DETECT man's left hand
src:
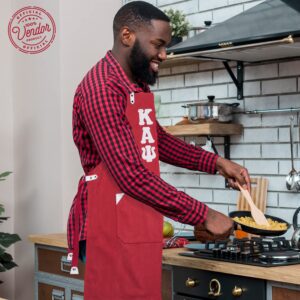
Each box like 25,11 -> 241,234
216,157 -> 251,191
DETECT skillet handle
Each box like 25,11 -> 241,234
229,103 -> 240,108
232,221 -> 242,231
293,207 -> 300,230
232,222 -> 242,231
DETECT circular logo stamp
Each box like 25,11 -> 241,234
8,6 -> 56,54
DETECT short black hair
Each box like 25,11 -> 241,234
113,1 -> 170,39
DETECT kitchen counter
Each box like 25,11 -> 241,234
162,248 -> 300,286
29,233 -> 300,286
29,233 -> 67,248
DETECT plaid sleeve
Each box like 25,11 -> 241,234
156,121 -> 219,174
80,83 -> 208,225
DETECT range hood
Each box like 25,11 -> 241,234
167,0 -> 300,63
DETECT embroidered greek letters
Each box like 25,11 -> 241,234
142,145 -> 156,162
138,108 -> 156,163
141,127 -> 154,144
138,109 -> 153,125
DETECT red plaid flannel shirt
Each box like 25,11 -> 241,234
67,51 -> 218,250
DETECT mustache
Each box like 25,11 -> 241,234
152,58 -> 163,63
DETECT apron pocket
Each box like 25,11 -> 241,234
116,194 -> 162,244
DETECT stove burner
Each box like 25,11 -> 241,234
180,237 -> 300,267
259,250 -> 300,262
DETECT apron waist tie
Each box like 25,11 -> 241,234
68,174 -> 97,274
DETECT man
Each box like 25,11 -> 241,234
67,1 -> 250,299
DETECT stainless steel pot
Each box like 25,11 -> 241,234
182,95 -> 239,123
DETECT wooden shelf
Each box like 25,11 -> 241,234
164,123 -> 243,137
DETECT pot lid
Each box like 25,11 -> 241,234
184,96 -> 239,107
185,102 -> 230,107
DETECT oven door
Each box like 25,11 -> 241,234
173,266 -> 266,300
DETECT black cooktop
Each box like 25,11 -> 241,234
179,237 -> 300,267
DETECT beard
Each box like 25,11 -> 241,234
129,39 -> 158,86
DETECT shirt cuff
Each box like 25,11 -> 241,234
179,198 -> 208,225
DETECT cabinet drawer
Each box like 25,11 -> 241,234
71,290 -> 84,300
38,247 -> 85,280
272,286 -> 300,300
38,282 -> 65,300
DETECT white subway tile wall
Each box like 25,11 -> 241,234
212,4 -> 244,23
161,0 -> 199,15
199,0 -> 228,11
243,0 -> 264,10
122,0 -> 300,234
186,11 -> 213,28
171,87 -> 198,102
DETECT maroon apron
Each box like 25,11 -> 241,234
84,92 -> 163,299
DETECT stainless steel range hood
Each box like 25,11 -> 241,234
167,0 -> 300,63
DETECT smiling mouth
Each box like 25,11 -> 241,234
150,61 -> 160,73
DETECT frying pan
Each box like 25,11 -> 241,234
229,211 -> 291,236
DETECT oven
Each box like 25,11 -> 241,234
173,236 -> 300,299
173,266 -> 266,300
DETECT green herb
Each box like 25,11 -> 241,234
0,172 -> 20,282
164,9 -> 190,37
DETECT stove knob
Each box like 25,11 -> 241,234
208,278 -> 222,297
185,277 -> 199,288
232,286 -> 243,297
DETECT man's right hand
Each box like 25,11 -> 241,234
194,208 -> 234,242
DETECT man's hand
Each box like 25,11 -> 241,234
194,208 -> 233,242
216,157 -> 251,191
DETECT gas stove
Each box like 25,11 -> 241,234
180,237 -> 300,267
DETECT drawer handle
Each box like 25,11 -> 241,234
52,289 -> 64,300
185,277 -> 199,288
72,295 -> 84,300
60,256 -> 72,273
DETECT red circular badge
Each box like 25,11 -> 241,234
8,6 -> 56,54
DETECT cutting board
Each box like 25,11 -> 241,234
237,177 -> 268,212
235,177 -> 268,238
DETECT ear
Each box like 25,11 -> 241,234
119,26 -> 136,47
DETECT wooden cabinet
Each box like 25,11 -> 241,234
33,244 -> 84,300
38,283 -> 84,300
71,290 -> 84,300
267,282 -> 300,300
38,247 -> 85,280
33,242 -> 172,300
272,286 -> 300,300
38,282 -> 65,300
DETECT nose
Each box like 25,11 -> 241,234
158,47 -> 167,61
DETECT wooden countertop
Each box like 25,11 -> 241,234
29,233 -> 300,285
29,233 -> 68,248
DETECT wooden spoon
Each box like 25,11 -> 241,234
237,183 -> 269,226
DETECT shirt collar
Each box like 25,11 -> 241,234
105,51 -> 150,93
